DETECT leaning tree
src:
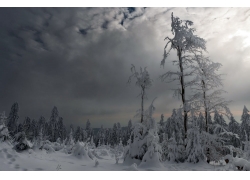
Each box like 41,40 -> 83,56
160,12 -> 206,138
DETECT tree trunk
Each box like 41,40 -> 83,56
178,48 -> 187,139
202,79 -> 208,132
141,87 -> 145,123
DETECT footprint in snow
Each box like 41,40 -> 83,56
7,154 -> 12,158
14,164 -> 20,169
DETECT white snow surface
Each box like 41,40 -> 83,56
0,141 -> 242,171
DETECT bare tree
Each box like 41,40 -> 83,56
190,53 -> 231,133
160,12 -> 206,138
128,64 -> 152,123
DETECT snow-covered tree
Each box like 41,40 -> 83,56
0,111 -> 9,141
165,109 -> 183,142
37,128 -> 44,149
124,119 -> 133,145
229,116 -> 240,135
158,114 -> 165,143
243,131 -> 250,159
38,116 -> 46,135
65,127 -> 75,154
161,133 -> 168,161
116,122 -> 122,143
186,111 -> 205,163
197,112 -> 205,132
228,116 -> 241,148
111,123 -> 118,146
82,129 -> 88,142
23,117 -> 31,140
30,119 -> 37,141
240,105 -> 250,141
128,64 -> 153,123
17,123 -> 23,133
57,117 -> 65,141
13,131 -> 33,151
74,126 -> 81,142
85,119 -> 92,138
213,110 -> 228,134
124,98 -> 161,164
160,12 -> 206,138
97,125 -> 105,145
7,102 -> 19,136
201,131 -> 225,163
167,132 -> 178,162
49,106 -> 59,142
190,54 -> 230,133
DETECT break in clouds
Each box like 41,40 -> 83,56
0,7 -> 250,128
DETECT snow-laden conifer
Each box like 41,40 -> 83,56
7,102 -> 19,136
240,105 -> 250,141
186,110 -> 205,163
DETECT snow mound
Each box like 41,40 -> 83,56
233,157 -> 250,170
72,142 -> 92,161
51,142 -> 64,151
88,150 -> 95,160
123,163 -> 139,171
91,150 -> 104,159
123,155 -> 141,166
42,144 -> 55,153
138,151 -> 164,169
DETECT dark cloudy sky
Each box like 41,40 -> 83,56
0,7 -> 250,128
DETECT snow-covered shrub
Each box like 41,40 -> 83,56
13,132 -> 33,152
201,132 -> 225,163
51,142 -> 64,151
40,140 -> 55,153
72,141 -> 92,161
42,143 -> 55,153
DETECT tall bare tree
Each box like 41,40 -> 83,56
128,64 -> 152,123
160,12 -> 206,138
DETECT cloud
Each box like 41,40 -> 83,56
0,7 -> 250,128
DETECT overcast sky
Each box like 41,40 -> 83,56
0,7 -> 250,128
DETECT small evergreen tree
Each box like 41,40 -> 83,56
7,102 -> 19,136
240,105 -> 250,141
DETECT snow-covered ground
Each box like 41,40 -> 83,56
0,141 -> 236,171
